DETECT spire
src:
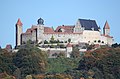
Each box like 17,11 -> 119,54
16,18 -> 23,26
104,21 -> 110,29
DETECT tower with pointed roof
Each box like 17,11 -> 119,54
103,21 -> 110,35
16,18 -> 23,47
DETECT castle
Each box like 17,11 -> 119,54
15,18 -> 113,47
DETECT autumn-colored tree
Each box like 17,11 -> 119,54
13,45 -> 47,78
0,49 -> 16,75
71,46 -> 80,58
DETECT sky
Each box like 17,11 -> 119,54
0,0 -> 120,48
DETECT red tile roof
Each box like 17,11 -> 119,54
55,25 -> 74,33
44,32 -> 83,34
44,27 -> 54,33
66,43 -> 72,47
22,26 -> 37,35
22,25 -> 82,35
16,18 -> 23,26
104,21 -> 110,29
26,28 -> 32,33
101,34 -> 113,38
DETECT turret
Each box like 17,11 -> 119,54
37,18 -> 44,43
103,21 -> 110,35
16,18 -> 23,47
37,18 -> 44,25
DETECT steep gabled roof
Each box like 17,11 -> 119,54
16,18 -> 23,26
104,21 -> 110,29
44,27 -> 54,33
55,25 -> 74,33
78,19 -> 99,31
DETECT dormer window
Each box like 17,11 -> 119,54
58,28 -> 64,32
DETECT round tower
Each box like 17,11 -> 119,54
37,18 -> 44,43
16,18 -> 23,47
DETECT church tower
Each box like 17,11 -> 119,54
16,18 -> 23,47
37,18 -> 44,43
103,21 -> 110,35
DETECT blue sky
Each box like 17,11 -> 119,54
0,0 -> 120,48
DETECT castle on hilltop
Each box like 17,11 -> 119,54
15,18 -> 113,47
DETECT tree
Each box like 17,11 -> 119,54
71,46 -> 80,58
57,52 -> 65,58
86,44 -> 95,51
0,49 -> 16,75
50,35 -> 55,44
78,47 -> 120,79
68,38 -> 71,43
112,43 -> 120,48
13,45 -> 47,78
44,40 -> 49,44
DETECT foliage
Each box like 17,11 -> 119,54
45,74 -> 72,79
47,58 -> 81,74
25,75 -> 32,79
0,49 -> 17,75
59,44 -> 66,48
0,72 -> 15,79
71,46 -> 80,58
86,44 -> 95,51
49,44 -> 55,48
68,38 -> 71,43
112,43 -> 120,48
13,45 -> 48,78
44,40 -> 49,44
57,52 -> 65,58
50,36 -> 54,43
78,47 -> 120,79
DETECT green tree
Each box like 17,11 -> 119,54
71,46 -> 80,58
50,35 -> 54,43
13,46 -> 47,78
0,49 -> 16,75
44,40 -> 49,44
68,38 -> 71,43
57,52 -> 65,58
78,47 -> 120,79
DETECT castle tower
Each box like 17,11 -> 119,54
103,21 -> 110,35
37,18 -> 44,43
16,18 -> 23,47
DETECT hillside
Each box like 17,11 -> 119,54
0,45 -> 120,79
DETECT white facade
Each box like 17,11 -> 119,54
16,18 -> 114,47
